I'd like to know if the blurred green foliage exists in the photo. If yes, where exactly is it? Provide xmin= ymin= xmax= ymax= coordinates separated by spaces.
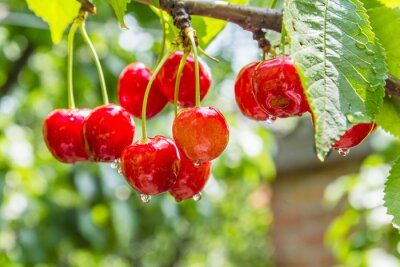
xmin=0 ymin=1 xmax=276 ymax=266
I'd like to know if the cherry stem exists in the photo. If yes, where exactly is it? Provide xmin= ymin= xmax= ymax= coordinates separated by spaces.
xmin=174 ymin=51 xmax=190 ymax=116
xmin=67 ymin=20 xmax=80 ymax=109
xmin=198 ymin=47 xmax=219 ymax=63
xmin=187 ymin=31 xmax=201 ymax=107
xmin=155 ymin=10 xmax=167 ymax=67
xmin=79 ymin=21 xmax=109 ymax=105
xmin=141 ymin=47 xmax=177 ymax=141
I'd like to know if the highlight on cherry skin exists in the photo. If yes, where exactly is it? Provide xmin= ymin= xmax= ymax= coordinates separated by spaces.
xmin=83 ymin=104 xmax=135 ymax=162
xmin=156 ymin=51 xmax=212 ymax=108
xmin=120 ymin=136 xmax=181 ymax=202
xmin=169 ymin=149 xmax=212 ymax=202
xmin=234 ymin=61 xmax=271 ymax=121
xmin=252 ymin=56 xmax=310 ymax=118
xmin=172 ymin=106 xmax=229 ymax=164
xmin=118 ymin=62 xmax=168 ymax=119
xmin=43 ymin=108 xmax=91 ymax=163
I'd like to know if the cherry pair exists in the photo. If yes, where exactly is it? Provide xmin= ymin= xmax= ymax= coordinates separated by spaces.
xmin=118 ymin=51 xmax=212 ymax=119
xmin=43 ymin=104 xmax=135 ymax=163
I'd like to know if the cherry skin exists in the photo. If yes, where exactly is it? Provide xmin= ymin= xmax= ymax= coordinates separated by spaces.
xmin=156 ymin=51 xmax=212 ymax=108
xmin=253 ymin=56 xmax=310 ymax=118
xmin=43 ymin=109 xmax=90 ymax=163
xmin=118 ymin=62 xmax=168 ymax=119
xmin=172 ymin=106 xmax=229 ymax=163
xmin=121 ymin=136 xmax=180 ymax=195
xmin=332 ymin=122 xmax=376 ymax=150
xmin=169 ymin=150 xmax=212 ymax=202
xmin=234 ymin=62 xmax=270 ymax=121
xmin=83 ymin=104 xmax=135 ymax=162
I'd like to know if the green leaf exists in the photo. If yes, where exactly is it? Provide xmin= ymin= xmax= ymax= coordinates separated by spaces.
xmin=25 ymin=0 xmax=80 ymax=44
xmin=384 ymin=157 xmax=400 ymax=228
xmin=284 ymin=0 xmax=387 ymax=161
xmin=107 ymin=0 xmax=129 ymax=29
xmin=376 ymin=96 xmax=400 ymax=137
xmin=378 ymin=0 xmax=400 ymax=8
xmin=367 ymin=5 xmax=400 ymax=79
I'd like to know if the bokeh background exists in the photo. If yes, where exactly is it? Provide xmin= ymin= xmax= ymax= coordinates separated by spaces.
xmin=1 ymin=0 xmax=400 ymax=266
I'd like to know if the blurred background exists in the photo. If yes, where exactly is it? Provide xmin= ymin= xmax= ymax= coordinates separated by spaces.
xmin=1 ymin=0 xmax=400 ymax=266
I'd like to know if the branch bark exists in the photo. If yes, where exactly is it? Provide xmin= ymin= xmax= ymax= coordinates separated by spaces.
xmin=132 ymin=0 xmax=400 ymax=98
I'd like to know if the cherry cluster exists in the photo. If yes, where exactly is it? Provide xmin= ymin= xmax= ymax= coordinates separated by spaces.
xmin=234 ymin=56 xmax=376 ymax=156
xmin=43 ymin=51 xmax=229 ymax=203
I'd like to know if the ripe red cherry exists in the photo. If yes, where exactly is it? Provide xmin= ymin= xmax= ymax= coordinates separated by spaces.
xmin=118 ymin=62 xmax=168 ymax=119
xmin=173 ymin=106 xmax=229 ymax=163
xmin=234 ymin=62 xmax=270 ymax=121
xmin=83 ymin=104 xmax=135 ymax=162
xmin=121 ymin=136 xmax=180 ymax=195
xmin=43 ymin=109 xmax=90 ymax=163
xmin=157 ymin=51 xmax=212 ymax=108
xmin=332 ymin=122 xmax=376 ymax=151
xmin=253 ymin=56 xmax=310 ymax=118
xmin=169 ymin=150 xmax=211 ymax=202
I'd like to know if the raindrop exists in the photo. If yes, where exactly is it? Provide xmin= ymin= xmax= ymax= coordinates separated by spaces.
xmin=266 ymin=115 xmax=277 ymax=124
xmin=140 ymin=194 xmax=151 ymax=203
xmin=337 ymin=148 xmax=349 ymax=157
xmin=355 ymin=42 xmax=366 ymax=49
xmin=110 ymin=159 xmax=120 ymax=169
xmin=193 ymin=161 xmax=201 ymax=168
xmin=366 ymin=49 xmax=375 ymax=56
xmin=193 ymin=193 xmax=202 ymax=202
xmin=117 ymin=168 xmax=123 ymax=175
xmin=346 ymin=112 xmax=364 ymax=123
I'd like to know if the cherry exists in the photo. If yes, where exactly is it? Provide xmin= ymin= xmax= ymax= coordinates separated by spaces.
xmin=121 ymin=136 xmax=180 ymax=196
xmin=43 ymin=109 xmax=90 ymax=163
xmin=173 ymin=106 xmax=229 ymax=163
xmin=234 ymin=62 xmax=270 ymax=121
xmin=332 ymin=122 xmax=376 ymax=151
xmin=156 ymin=51 xmax=212 ymax=108
xmin=83 ymin=104 xmax=135 ymax=162
xmin=118 ymin=62 xmax=168 ymax=119
xmin=169 ymin=150 xmax=211 ymax=202
xmin=253 ymin=56 xmax=310 ymax=118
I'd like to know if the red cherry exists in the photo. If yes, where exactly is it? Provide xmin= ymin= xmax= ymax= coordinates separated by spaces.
xmin=333 ymin=122 xmax=376 ymax=150
xmin=83 ymin=104 xmax=135 ymax=162
xmin=169 ymin=150 xmax=211 ymax=202
xmin=173 ymin=106 xmax=229 ymax=163
xmin=43 ymin=109 xmax=90 ymax=163
xmin=157 ymin=51 xmax=212 ymax=108
xmin=253 ymin=56 xmax=310 ymax=118
xmin=234 ymin=62 xmax=270 ymax=121
xmin=121 ymin=136 xmax=180 ymax=195
xmin=118 ymin=62 xmax=168 ymax=119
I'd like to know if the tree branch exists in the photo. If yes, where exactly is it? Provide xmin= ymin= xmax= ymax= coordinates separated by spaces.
xmin=132 ymin=0 xmax=400 ymax=99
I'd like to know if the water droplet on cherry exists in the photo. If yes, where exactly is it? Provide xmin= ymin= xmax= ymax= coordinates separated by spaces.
xmin=140 ymin=194 xmax=151 ymax=203
xmin=193 ymin=161 xmax=201 ymax=168
xmin=337 ymin=148 xmax=349 ymax=157
xmin=111 ymin=158 xmax=120 ymax=169
xmin=266 ymin=115 xmax=276 ymax=124
xmin=193 ymin=192 xmax=202 ymax=202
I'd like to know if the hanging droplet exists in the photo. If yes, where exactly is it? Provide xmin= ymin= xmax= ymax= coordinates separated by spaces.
xmin=140 ymin=194 xmax=151 ymax=203
xmin=117 ymin=168 xmax=123 ymax=175
xmin=193 ymin=161 xmax=201 ymax=168
xmin=110 ymin=159 xmax=120 ymax=169
xmin=337 ymin=148 xmax=350 ymax=157
xmin=266 ymin=115 xmax=277 ymax=124
xmin=193 ymin=192 xmax=202 ymax=202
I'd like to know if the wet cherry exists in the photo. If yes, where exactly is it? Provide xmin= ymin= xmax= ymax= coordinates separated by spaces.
xmin=333 ymin=122 xmax=376 ymax=150
xmin=83 ymin=104 xmax=135 ymax=162
xmin=253 ymin=56 xmax=310 ymax=118
xmin=173 ymin=106 xmax=229 ymax=163
xmin=121 ymin=136 xmax=180 ymax=196
xmin=118 ymin=62 xmax=168 ymax=119
xmin=157 ymin=51 xmax=212 ymax=108
xmin=234 ymin=62 xmax=270 ymax=121
xmin=169 ymin=150 xmax=211 ymax=202
xmin=43 ymin=109 xmax=90 ymax=163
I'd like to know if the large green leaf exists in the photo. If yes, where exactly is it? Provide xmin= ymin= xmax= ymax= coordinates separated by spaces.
xmin=25 ymin=0 xmax=80 ymax=44
xmin=284 ymin=0 xmax=387 ymax=161
xmin=384 ymin=157 xmax=400 ymax=228
xmin=368 ymin=5 xmax=400 ymax=79
xmin=376 ymin=96 xmax=400 ymax=138
xmin=378 ymin=0 xmax=400 ymax=8
xmin=107 ymin=0 xmax=129 ymax=29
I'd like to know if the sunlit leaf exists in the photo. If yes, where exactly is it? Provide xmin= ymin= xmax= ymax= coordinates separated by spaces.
xmin=107 ymin=0 xmax=130 ymax=29
xmin=378 ymin=0 xmax=400 ymax=8
xmin=376 ymin=96 xmax=400 ymax=138
xmin=384 ymin=157 xmax=400 ymax=228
